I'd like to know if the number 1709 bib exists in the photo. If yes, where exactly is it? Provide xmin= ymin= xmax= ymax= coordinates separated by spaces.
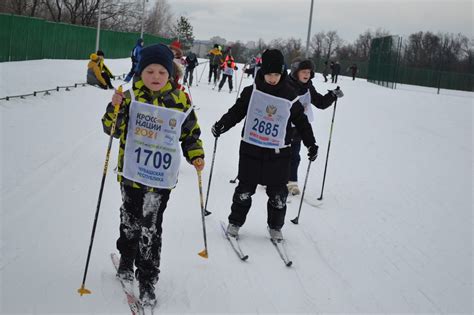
xmin=123 ymin=100 xmax=188 ymax=189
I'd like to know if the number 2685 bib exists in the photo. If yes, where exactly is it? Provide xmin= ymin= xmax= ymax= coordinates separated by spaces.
xmin=242 ymin=87 xmax=293 ymax=149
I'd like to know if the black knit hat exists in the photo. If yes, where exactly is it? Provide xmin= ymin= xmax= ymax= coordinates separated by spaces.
xmin=96 ymin=50 xmax=104 ymax=57
xmin=137 ymin=44 xmax=174 ymax=76
xmin=261 ymin=49 xmax=285 ymax=75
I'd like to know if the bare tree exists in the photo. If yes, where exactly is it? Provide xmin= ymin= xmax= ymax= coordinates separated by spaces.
xmin=310 ymin=32 xmax=325 ymax=60
xmin=43 ymin=0 xmax=64 ymax=22
xmin=145 ymin=0 xmax=173 ymax=37
xmin=309 ymin=31 xmax=343 ymax=61
xmin=325 ymin=31 xmax=343 ymax=60
xmin=284 ymin=37 xmax=303 ymax=63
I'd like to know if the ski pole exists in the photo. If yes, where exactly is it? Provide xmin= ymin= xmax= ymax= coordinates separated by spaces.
xmin=235 ymin=64 xmax=246 ymax=101
xmin=186 ymin=82 xmax=193 ymax=105
xmin=197 ymin=169 xmax=209 ymax=258
xmin=229 ymin=175 xmax=238 ymax=184
xmin=197 ymin=61 xmax=208 ymax=85
xmin=203 ymin=137 xmax=218 ymax=216
xmin=78 ymin=85 xmax=123 ymax=296
xmin=291 ymin=161 xmax=312 ymax=224
xmin=318 ymin=97 xmax=338 ymax=201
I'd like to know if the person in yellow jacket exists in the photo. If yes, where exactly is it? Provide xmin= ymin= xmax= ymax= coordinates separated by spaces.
xmin=101 ymin=43 xmax=204 ymax=309
xmin=87 ymin=53 xmax=108 ymax=89
xmin=96 ymin=50 xmax=115 ymax=89
xmin=207 ymin=44 xmax=223 ymax=84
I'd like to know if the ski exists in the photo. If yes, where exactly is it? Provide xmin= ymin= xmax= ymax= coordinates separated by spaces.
xmin=268 ymin=232 xmax=293 ymax=267
xmin=110 ymin=253 xmax=143 ymax=315
xmin=220 ymin=221 xmax=249 ymax=261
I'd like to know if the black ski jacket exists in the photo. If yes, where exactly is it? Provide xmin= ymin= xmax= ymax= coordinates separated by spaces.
xmin=216 ymin=70 xmax=316 ymax=185
xmin=287 ymin=74 xmax=336 ymax=141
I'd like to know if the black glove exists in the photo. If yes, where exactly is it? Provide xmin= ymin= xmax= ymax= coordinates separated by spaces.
xmin=234 ymin=66 xmax=238 ymax=70
xmin=307 ymin=144 xmax=319 ymax=161
xmin=211 ymin=121 xmax=225 ymax=137
xmin=329 ymin=86 xmax=344 ymax=98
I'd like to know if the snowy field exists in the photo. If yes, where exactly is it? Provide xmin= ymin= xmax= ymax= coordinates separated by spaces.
xmin=0 ymin=58 xmax=472 ymax=314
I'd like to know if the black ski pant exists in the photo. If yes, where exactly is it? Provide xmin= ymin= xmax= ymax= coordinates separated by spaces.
xmin=102 ymin=72 xmax=114 ymax=89
xmin=208 ymin=64 xmax=219 ymax=83
xmin=218 ymin=74 xmax=233 ymax=91
xmin=228 ymin=181 xmax=288 ymax=230
xmin=184 ymin=67 xmax=195 ymax=86
xmin=116 ymin=184 xmax=171 ymax=285
xmin=125 ymin=61 xmax=138 ymax=82
xmin=332 ymin=74 xmax=339 ymax=83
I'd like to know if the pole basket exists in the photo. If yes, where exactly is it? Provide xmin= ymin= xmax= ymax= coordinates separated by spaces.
xmin=77 ymin=285 xmax=91 ymax=296
xmin=198 ymin=249 xmax=208 ymax=259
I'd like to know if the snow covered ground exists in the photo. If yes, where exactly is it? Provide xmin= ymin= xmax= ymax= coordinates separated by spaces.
xmin=0 ymin=58 xmax=472 ymax=314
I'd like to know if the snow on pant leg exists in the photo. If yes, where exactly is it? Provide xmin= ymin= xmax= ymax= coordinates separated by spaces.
xmin=266 ymin=184 xmax=288 ymax=230
xmin=135 ymin=189 xmax=171 ymax=285
xmin=117 ymin=184 xmax=144 ymax=263
xmin=228 ymin=181 xmax=257 ymax=227
xmin=289 ymin=139 xmax=301 ymax=182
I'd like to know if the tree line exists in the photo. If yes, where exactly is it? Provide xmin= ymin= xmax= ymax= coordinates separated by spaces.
xmin=2 ymin=1 xmax=471 ymax=74
xmin=0 ymin=0 xmax=176 ymax=38
xmin=216 ymin=29 xmax=472 ymax=75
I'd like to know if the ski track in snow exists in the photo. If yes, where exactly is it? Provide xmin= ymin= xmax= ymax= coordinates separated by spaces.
xmin=0 ymin=58 xmax=472 ymax=314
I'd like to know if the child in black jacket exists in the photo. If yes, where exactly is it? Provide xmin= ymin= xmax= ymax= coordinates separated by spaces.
xmin=212 ymin=49 xmax=318 ymax=241
xmin=286 ymin=58 xmax=343 ymax=195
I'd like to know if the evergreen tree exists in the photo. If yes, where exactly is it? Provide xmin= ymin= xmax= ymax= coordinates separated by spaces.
xmin=173 ymin=16 xmax=194 ymax=51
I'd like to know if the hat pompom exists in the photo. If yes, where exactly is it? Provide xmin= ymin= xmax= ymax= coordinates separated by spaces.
xmin=170 ymin=40 xmax=181 ymax=50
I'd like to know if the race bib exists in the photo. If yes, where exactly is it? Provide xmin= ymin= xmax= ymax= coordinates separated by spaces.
xmin=242 ymin=87 xmax=292 ymax=149
xmin=123 ymin=98 xmax=189 ymax=189
xmin=299 ymin=90 xmax=314 ymax=122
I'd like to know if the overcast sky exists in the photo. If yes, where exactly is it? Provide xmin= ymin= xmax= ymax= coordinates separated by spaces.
xmin=168 ymin=0 xmax=473 ymax=44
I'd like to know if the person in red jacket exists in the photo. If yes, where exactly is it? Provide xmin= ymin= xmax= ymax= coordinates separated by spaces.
xmin=218 ymin=58 xmax=238 ymax=93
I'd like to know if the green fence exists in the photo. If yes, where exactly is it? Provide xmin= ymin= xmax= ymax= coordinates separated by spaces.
xmin=367 ymin=35 xmax=402 ymax=88
xmin=0 ymin=13 xmax=171 ymax=62
xmin=368 ymin=35 xmax=473 ymax=92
